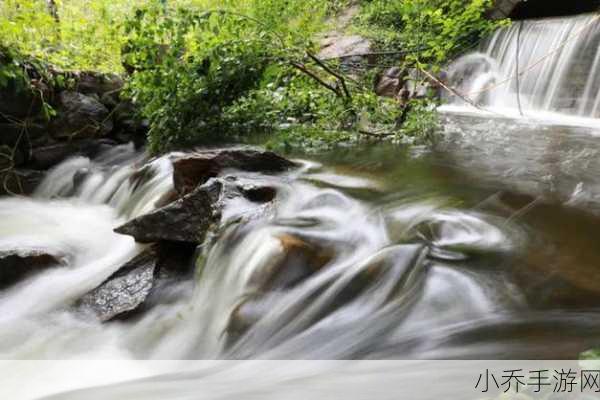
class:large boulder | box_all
[50,91,113,140]
[79,246,157,321]
[115,175,282,245]
[172,148,296,195]
[115,180,223,244]
[0,248,65,288]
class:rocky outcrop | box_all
[79,247,157,321]
[78,242,197,321]
[172,148,296,195]
[0,248,65,288]
[115,180,223,244]
[0,49,147,196]
[51,91,113,139]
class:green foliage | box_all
[122,1,334,153]
[0,0,151,72]
[356,0,509,66]
[581,348,600,360]
[0,0,509,154]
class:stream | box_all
[3,12,600,400]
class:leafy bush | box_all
[0,0,151,72]
[122,1,338,153]
[356,0,509,66]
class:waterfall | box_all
[443,14,600,125]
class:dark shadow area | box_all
[510,0,600,20]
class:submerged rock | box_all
[114,180,223,244]
[248,234,334,292]
[51,91,113,140]
[0,249,65,288]
[172,148,296,195]
[79,246,157,321]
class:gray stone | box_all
[318,35,372,61]
[79,247,157,321]
[172,148,296,195]
[114,180,223,244]
[0,248,65,288]
[51,91,113,140]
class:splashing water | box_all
[2,142,600,398]
[442,14,600,127]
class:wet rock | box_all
[0,168,45,196]
[0,249,65,288]
[240,185,277,203]
[29,138,117,170]
[248,234,334,292]
[111,101,148,147]
[79,247,157,321]
[75,72,124,98]
[375,67,407,98]
[172,148,296,195]
[115,180,223,244]
[226,292,282,343]
[50,91,113,140]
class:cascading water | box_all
[443,13,600,126]
[3,144,600,399]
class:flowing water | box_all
[442,13,600,127]
[4,13,600,400]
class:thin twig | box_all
[307,52,352,100]
[290,61,341,97]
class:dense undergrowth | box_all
[0,0,508,154]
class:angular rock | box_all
[0,249,65,288]
[51,91,113,140]
[172,148,296,195]
[79,247,157,321]
[114,180,223,244]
